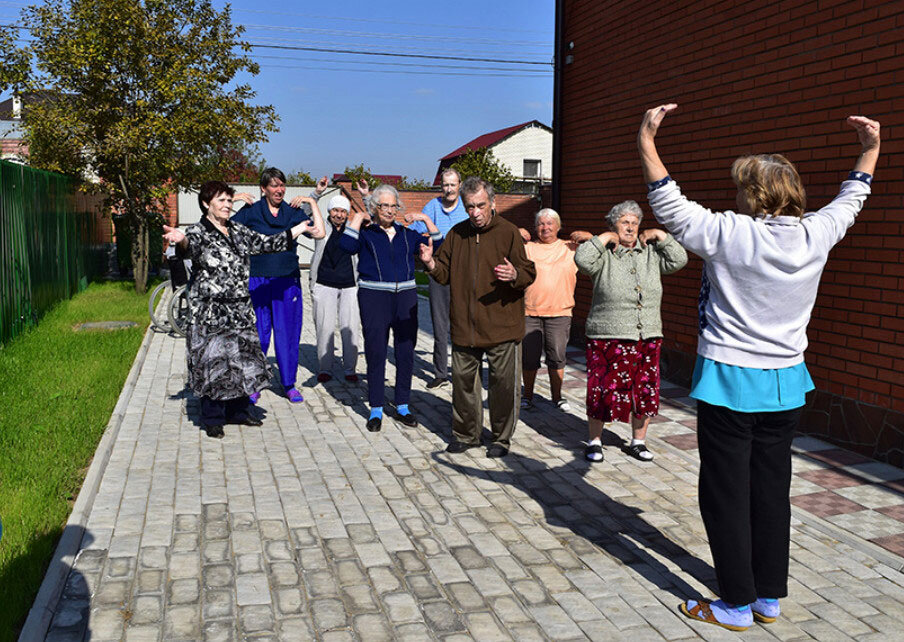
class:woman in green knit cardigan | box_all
[575,200,687,463]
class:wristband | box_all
[647,175,673,192]
[847,171,872,185]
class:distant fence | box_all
[0,160,110,345]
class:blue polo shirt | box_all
[409,196,468,244]
[232,199,311,277]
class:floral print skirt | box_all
[586,338,662,423]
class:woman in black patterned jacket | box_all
[163,181,313,438]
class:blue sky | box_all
[2,0,555,182]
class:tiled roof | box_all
[439,120,550,161]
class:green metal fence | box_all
[0,160,110,346]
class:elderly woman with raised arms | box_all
[639,104,880,631]
[163,181,316,439]
[575,200,687,463]
[338,184,441,433]
[518,209,591,411]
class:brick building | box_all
[553,0,904,464]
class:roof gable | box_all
[439,120,551,161]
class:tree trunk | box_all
[131,210,149,294]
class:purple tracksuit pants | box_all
[249,275,302,390]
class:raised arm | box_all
[848,116,880,176]
[289,195,326,239]
[406,212,442,240]
[637,104,678,183]
[337,210,369,255]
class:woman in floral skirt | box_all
[574,200,687,462]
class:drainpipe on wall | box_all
[551,0,564,211]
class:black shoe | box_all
[625,443,654,461]
[445,440,480,453]
[486,443,509,458]
[426,377,448,389]
[366,417,382,432]
[205,424,225,439]
[394,410,418,427]
[584,443,604,462]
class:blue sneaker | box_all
[286,388,303,403]
[751,598,780,623]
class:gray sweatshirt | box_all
[648,179,870,368]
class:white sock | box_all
[631,438,645,446]
[589,437,601,446]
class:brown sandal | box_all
[679,600,751,631]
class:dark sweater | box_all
[316,223,356,288]
[231,199,310,277]
[427,214,536,347]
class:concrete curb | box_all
[18,324,156,642]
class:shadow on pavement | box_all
[432,450,718,603]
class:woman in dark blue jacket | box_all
[339,184,440,432]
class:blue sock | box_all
[369,407,383,420]
[397,404,410,416]
[708,600,752,626]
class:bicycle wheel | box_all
[149,280,172,330]
[168,285,190,337]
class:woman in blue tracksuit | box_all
[232,168,326,404]
[338,184,441,432]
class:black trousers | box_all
[200,396,251,427]
[696,401,803,605]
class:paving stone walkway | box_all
[38,276,904,641]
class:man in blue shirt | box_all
[409,168,469,388]
[232,168,325,404]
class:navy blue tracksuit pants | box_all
[358,288,418,408]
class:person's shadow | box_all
[9,525,94,640]
[432,449,717,602]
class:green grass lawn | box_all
[0,280,153,640]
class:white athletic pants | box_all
[311,282,361,375]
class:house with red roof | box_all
[433,120,552,191]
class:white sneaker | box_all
[556,399,572,412]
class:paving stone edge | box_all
[18,324,156,642]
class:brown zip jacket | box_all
[428,213,536,348]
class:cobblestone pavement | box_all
[41,277,904,641]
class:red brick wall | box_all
[559,0,904,416]
[334,180,544,230]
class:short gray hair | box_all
[534,208,561,228]
[606,200,643,230]
[367,184,405,216]
[460,176,495,203]
[440,168,461,184]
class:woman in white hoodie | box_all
[637,104,880,632]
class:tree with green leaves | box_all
[398,176,434,191]
[0,0,278,292]
[450,147,515,193]
[342,164,380,191]
[286,169,315,186]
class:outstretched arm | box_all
[637,104,678,183]
[848,116,880,176]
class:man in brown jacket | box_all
[419,177,536,457]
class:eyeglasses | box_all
[376,203,400,211]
